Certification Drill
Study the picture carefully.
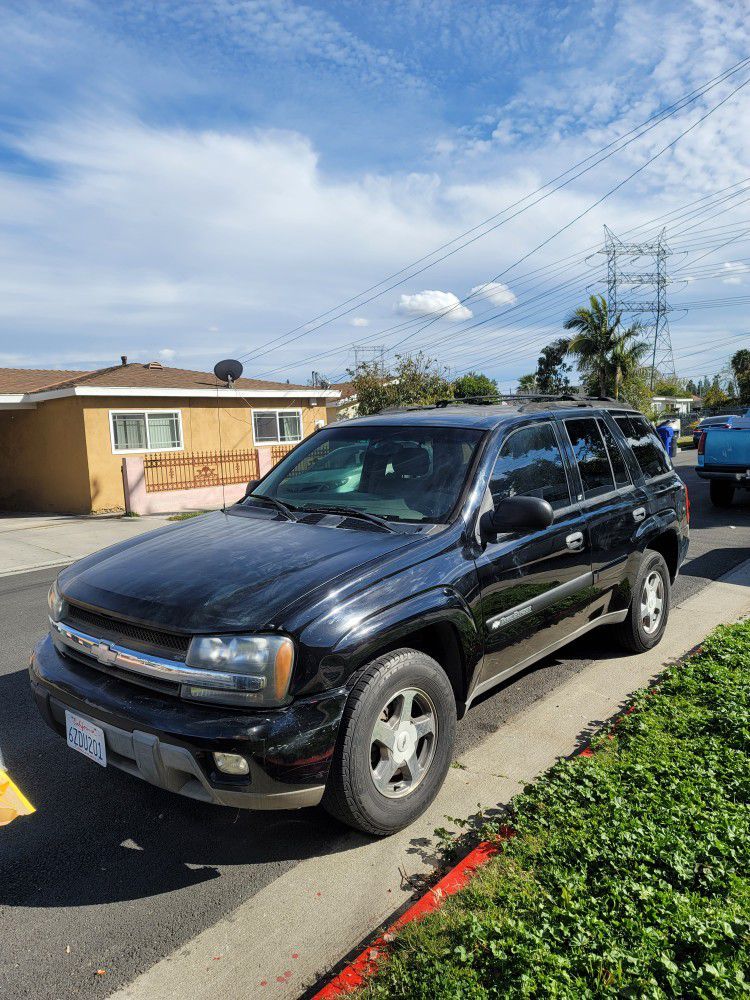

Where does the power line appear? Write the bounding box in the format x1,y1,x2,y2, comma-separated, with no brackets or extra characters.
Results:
235,57,750,366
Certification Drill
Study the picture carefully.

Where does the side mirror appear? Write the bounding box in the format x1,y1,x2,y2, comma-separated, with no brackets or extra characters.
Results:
480,495,554,538
244,479,260,498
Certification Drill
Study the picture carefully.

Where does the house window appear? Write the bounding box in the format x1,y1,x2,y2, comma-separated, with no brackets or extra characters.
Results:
110,411,183,453
252,409,303,445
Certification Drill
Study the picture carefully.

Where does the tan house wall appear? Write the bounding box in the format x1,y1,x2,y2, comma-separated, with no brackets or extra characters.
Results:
80,396,328,513
0,397,92,513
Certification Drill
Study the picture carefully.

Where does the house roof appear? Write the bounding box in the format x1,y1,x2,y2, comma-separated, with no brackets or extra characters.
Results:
0,367,90,393
0,362,339,405
329,381,356,400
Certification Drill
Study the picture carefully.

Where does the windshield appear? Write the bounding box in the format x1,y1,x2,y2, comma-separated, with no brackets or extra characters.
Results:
250,424,484,523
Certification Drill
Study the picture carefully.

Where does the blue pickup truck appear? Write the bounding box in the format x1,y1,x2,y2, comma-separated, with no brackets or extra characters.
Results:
697,414,750,507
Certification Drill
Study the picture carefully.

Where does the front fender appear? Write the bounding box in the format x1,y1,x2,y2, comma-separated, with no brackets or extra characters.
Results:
299,587,482,697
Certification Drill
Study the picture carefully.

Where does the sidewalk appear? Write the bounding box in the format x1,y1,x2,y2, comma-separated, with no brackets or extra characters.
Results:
0,513,173,577
113,556,750,1000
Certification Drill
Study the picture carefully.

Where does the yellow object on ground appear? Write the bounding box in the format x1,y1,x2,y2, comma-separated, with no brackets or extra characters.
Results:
0,769,35,826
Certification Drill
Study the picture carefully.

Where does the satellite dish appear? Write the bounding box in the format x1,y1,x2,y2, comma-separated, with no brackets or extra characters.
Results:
214,359,244,384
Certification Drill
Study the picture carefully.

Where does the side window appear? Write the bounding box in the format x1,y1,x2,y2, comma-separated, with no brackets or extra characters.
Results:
598,419,630,487
564,418,615,498
490,423,571,511
615,416,671,479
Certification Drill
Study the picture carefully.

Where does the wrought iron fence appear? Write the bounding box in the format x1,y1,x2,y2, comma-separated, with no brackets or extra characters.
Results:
143,449,260,493
270,444,295,465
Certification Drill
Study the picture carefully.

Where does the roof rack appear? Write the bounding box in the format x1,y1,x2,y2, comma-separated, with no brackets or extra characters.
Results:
379,394,635,415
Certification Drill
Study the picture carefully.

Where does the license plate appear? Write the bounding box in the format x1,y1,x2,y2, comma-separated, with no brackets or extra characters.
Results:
65,711,107,767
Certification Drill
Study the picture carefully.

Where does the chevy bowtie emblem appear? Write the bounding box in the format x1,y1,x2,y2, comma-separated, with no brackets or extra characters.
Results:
95,641,118,667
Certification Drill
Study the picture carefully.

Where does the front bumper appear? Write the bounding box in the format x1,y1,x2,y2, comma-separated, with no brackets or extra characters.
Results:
30,635,347,811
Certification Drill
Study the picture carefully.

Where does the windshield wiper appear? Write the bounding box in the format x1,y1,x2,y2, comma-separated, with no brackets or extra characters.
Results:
296,504,397,533
244,493,298,521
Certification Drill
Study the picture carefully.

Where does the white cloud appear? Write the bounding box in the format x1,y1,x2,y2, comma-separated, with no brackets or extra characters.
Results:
469,281,517,306
722,261,745,285
350,316,369,327
158,348,176,360
397,290,473,321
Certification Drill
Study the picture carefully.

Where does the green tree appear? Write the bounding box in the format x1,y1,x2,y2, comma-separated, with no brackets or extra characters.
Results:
608,329,650,401
452,371,497,401
703,383,730,411
347,352,453,415
534,338,572,394
564,295,621,397
516,373,537,393
731,348,750,404
564,295,649,399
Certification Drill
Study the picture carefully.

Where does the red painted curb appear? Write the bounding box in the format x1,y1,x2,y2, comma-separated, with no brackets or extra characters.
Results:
312,835,509,999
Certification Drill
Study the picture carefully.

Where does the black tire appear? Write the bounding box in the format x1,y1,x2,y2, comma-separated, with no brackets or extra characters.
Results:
322,649,456,836
710,480,735,508
616,550,671,654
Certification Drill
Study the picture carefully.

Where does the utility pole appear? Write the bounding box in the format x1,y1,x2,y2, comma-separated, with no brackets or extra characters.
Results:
602,226,674,389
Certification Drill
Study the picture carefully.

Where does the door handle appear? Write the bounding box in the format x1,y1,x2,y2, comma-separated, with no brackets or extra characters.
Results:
565,531,585,551
632,507,646,523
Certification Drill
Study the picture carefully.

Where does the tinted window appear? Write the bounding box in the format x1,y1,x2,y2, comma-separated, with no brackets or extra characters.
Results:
615,415,671,478
598,419,630,487
565,418,615,498
490,423,571,510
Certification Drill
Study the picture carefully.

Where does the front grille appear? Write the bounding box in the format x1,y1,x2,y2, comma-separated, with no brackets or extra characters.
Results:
65,603,191,660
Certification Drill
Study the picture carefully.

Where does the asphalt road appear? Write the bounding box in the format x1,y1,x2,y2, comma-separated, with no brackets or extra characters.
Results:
1,453,748,1000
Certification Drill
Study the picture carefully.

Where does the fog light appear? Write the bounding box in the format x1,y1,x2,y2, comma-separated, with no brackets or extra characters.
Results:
213,752,249,776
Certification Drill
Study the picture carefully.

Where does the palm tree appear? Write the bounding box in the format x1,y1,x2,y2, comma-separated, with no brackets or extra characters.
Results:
608,327,650,400
564,294,620,397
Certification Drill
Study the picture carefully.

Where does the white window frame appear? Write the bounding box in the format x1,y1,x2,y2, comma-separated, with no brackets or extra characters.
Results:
252,408,304,446
109,409,184,455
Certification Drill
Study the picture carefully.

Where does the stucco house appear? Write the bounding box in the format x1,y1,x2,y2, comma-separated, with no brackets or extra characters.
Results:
0,360,339,514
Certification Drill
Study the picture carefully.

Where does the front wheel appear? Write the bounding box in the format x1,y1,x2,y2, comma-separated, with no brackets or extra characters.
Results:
322,649,456,836
616,551,671,653
710,480,735,508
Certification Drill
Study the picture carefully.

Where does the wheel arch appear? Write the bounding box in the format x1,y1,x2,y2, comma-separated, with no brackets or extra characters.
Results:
329,589,481,716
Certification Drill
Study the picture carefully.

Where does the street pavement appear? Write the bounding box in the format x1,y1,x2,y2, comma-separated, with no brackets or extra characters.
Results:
0,453,748,1000
0,514,173,578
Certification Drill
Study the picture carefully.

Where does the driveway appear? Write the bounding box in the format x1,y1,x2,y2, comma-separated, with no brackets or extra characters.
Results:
1,453,748,1000
0,514,173,578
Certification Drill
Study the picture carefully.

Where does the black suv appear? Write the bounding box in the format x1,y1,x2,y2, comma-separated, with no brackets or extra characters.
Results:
31,399,688,835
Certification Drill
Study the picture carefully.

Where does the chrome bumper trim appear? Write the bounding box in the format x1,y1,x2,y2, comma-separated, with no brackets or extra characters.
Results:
50,619,263,692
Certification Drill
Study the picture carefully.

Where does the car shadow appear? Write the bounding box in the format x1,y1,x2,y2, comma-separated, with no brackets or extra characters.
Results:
0,666,365,910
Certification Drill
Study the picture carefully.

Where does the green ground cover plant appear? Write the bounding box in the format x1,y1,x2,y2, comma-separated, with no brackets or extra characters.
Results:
360,619,750,998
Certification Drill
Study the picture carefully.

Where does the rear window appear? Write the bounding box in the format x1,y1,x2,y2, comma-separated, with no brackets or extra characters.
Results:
615,415,671,479
564,418,615,498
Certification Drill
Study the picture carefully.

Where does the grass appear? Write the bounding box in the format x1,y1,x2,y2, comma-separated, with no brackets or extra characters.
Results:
166,510,208,521
359,619,750,999
677,435,696,449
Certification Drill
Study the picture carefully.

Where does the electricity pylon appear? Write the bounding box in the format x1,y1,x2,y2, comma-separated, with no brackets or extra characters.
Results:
602,226,675,388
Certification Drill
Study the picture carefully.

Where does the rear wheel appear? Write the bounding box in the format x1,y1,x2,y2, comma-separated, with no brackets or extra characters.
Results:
322,649,456,836
616,550,671,653
710,480,735,508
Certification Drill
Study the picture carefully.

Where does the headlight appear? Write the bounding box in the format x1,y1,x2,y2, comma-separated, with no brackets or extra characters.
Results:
183,634,294,708
48,580,66,622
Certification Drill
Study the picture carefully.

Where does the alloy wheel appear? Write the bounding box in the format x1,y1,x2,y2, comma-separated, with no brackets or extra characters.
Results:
369,688,437,798
640,570,664,635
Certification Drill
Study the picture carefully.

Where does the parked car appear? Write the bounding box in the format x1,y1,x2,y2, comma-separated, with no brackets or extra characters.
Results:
31,399,688,835
692,414,734,447
697,414,750,507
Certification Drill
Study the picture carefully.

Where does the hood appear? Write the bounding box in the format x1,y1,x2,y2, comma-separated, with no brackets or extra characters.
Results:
58,510,417,634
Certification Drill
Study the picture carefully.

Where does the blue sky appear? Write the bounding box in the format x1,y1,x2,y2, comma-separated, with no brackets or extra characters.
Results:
0,0,748,386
